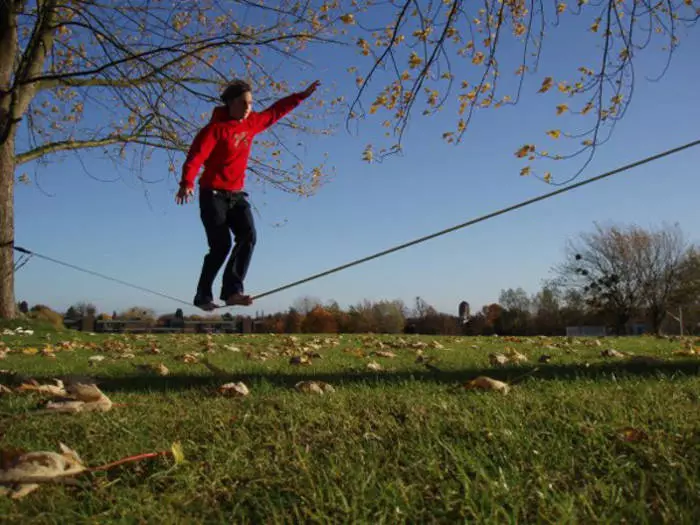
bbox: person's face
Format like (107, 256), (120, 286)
(227, 91), (253, 120)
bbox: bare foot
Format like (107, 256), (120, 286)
(225, 293), (253, 306)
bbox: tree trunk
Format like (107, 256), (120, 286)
(0, 132), (15, 319)
(0, 1), (17, 319)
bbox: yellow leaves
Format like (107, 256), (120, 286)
(546, 129), (562, 139)
(619, 48), (629, 60)
(515, 144), (536, 158)
(170, 442), (185, 465)
(538, 77), (554, 93)
(408, 51), (423, 69)
(357, 38), (370, 56)
(543, 172), (552, 183)
(413, 27), (433, 41)
(557, 2), (567, 13)
(340, 13), (356, 24)
(556, 104), (569, 115)
(582, 139), (593, 146)
(557, 82), (569, 93)
(611, 94), (623, 105)
(581, 102), (594, 114)
(520, 166), (531, 176)
(590, 18), (600, 32)
(472, 51), (485, 65)
(426, 89), (439, 107)
(362, 145), (374, 162)
(513, 22), (527, 36)
(457, 119), (466, 133)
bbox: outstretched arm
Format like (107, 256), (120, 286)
(251, 80), (320, 133)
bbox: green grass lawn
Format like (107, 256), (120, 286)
(2, 322), (700, 523)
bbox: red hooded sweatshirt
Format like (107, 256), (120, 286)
(180, 92), (307, 192)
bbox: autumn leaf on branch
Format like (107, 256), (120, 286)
(341, 0), (698, 182)
(6, 0), (350, 197)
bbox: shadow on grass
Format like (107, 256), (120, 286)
(8, 359), (700, 393)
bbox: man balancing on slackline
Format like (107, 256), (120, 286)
(176, 79), (320, 311)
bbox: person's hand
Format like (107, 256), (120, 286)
(300, 80), (320, 99)
(176, 186), (194, 205)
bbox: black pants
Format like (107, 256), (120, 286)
(195, 188), (256, 304)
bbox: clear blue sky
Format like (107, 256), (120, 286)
(14, 13), (700, 318)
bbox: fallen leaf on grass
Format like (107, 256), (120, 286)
(217, 382), (250, 397)
(617, 427), (648, 442)
(133, 363), (169, 376)
(178, 353), (200, 364)
(462, 376), (510, 394)
(295, 381), (335, 395)
(170, 442), (185, 465)
(289, 355), (312, 366)
(36, 381), (113, 414)
(504, 347), (529, 363)
(0, 384), (12, 395)
(372, 350), (396, 358)
(16, 379), (68, 397)
(366, 361), (382, 371)
(489, 353), (509, 366)
(0, 443), (86, 499)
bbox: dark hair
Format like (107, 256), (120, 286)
(221, 80), (252, 103)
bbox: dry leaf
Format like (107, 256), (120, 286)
(295, 381), (335, 395)
(463, 376), (510, 394)
(217, 382), (250, 397)
(504, 347), (528, 363)
(489, 353), (509, 366)
(133, 363), (169, 376)
(617, 427), (648, 442)
(601, 349), (625, 358)
(366, 361), (382, 371)
(289, 355), (311, 366)
(37, 380), (113, 414)
(16, 379), (67, 397)
(0, 384), (12, 395)
(0, 443), (85, 499)
(373, 350), (396, 358)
